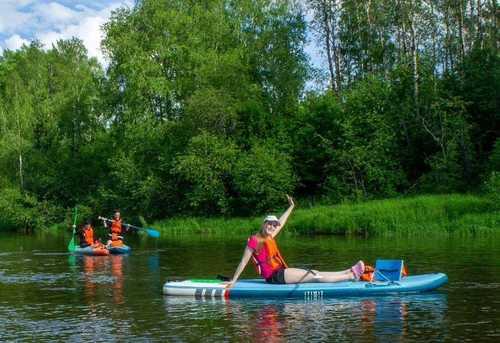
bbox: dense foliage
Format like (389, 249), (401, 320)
(0, 0), (498, 230)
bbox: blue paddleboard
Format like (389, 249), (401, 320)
(163, 273), (448, 299)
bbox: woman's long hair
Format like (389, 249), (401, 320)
(254, 224), (270, 253)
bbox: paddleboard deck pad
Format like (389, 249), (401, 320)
(163, 273), (448, 299)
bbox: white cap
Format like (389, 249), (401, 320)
(264, 215), (279, 223)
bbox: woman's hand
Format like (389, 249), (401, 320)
(286, 194), (295, 207)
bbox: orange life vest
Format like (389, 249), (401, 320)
(111, 233), (123, 247)
(360, 265), (375, 282)
(111, 219), (122, 234)
(360, 264), (409, 282)
(252, 237), (288, 275)
(111, 232), (123, 247)
(83, 226), (94, 246)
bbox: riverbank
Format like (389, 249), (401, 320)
(153, 194), (499, 236)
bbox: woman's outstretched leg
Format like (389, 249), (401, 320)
(284, 268), (355, 283)
(283, 261), (365, 284)
(318, 261), (365, 282)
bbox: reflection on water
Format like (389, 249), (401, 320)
(68, 255), (127, 306)
(2, 232), (500, 341)
(163, 294), (447, 342)
(111, 255), (125, 305)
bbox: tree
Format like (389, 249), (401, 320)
(233, 142), (295, 214)
(334, 77), (404, 199)
(174, 133), (238, 215)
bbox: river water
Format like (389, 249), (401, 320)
(1, 231), (499, 342)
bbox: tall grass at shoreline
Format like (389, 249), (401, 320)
(154, 194), (499, 236)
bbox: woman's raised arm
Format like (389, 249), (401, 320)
(271, 195), (295, 238)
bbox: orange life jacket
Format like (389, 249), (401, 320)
(83, 226), (94, 246)
(111, 219), (122, 234)
(360, 264), (409, 282)
(110, 238), (124, 247)
(252, 237), (288, 275)
(109, 232), (124, 247)
(360, 265), (375, 282)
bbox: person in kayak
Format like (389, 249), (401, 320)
(101, 210), (127, 248)
(226, 195), (365, 287)
(79, 220), (104, 248)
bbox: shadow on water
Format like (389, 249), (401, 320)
(163, 293), (448, 342)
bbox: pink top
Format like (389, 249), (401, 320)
(247, 235), (275, 279)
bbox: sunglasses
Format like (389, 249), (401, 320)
(265, 221), (280, 227)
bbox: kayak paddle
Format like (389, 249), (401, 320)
(67, 207), (78, 252)
(126, 223), (161, 238)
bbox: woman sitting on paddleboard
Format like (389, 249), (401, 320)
(226, 195), (365, 287)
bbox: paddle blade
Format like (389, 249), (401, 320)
(68, 206), (78, 252)
(67, 236), (76, 252)
(146, 228), (160, 238)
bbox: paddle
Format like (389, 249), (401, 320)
(98, 216), (160, 238)
(67, 207), (78, 252)
(126, 223), (161, 238)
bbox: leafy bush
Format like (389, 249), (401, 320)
(0, 187), (62, 231)
(174, 132), (238, 214)
(418, 97), (473, 193)
(488, 139), (500, 173)
(334, 77), (404, 199)
(292, 93), (342, 196)
(483, 172), (500, 205)
(233, 143), (295, 214)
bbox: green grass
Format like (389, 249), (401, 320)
(153, 216), (261, 236)
(153, 194), (500, 237)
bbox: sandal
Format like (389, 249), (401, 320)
(351, 260), (365, 280)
